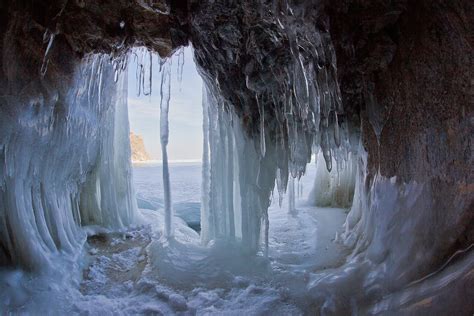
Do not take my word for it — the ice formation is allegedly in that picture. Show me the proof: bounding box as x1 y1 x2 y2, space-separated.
194 1 357 253
288 177 296 213
0 54 137 269
0 0 358 270
1 0 472 314
133 48 153 96
308 151 356 208
200 86 211 244
159 62 173 238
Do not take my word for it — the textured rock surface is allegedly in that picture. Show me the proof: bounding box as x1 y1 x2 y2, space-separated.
327 0 473 270
130 132 151 162
323 2 473 313
4 0 188 57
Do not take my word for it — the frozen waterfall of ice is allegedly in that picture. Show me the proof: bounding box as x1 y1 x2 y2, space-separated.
0 54 137 270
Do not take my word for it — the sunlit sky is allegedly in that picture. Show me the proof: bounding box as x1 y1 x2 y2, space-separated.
127 46 203 161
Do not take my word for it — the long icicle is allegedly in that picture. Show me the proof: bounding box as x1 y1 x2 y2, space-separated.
160 62 173 238
288 176 296 213
201 86 211 244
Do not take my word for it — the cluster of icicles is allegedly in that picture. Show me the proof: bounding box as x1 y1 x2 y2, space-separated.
36 19 355 257
194 4 357 252
120 30 355 255
37 14 353 257
44 41 182 244
122 47 185 239
0 50 138 269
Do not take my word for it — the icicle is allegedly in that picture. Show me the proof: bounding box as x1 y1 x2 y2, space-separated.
276 168 285 207
276 18 285 30
176 47 185 89
334 111 341 147
135 50 143 96
160 62 173 238
263 210 269 257
288 176 296 213
87 57 98 105
293 53 310 116
142 51 153 96
201 86 211 245
257 94 266 157
97 58 104 108
321 129 333 172
225 112 235 239
297 179 303 198
41 30 55 77
133 48 153 96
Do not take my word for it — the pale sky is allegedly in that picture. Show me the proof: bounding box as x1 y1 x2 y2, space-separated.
127 46 203 161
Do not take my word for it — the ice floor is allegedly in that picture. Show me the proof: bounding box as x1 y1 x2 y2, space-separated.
75 209 348 314
0 162 350 314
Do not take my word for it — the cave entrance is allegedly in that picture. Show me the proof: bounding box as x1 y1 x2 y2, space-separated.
127 46 204 233
124 44 356 273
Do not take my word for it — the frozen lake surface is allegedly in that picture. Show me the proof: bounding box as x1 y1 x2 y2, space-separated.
133 162 202 231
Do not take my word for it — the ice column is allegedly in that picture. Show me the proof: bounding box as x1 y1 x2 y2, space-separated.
206 89 237 241
160 62 173 238
288 177 296 213
201 86 211 244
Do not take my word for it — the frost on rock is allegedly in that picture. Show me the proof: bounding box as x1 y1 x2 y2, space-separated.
0 54 137 269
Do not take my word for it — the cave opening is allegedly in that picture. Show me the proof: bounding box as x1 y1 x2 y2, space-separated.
127 46 204 233
111 42 359 295
125 44 355 263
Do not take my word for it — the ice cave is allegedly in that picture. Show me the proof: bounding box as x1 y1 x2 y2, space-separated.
0 0 473 315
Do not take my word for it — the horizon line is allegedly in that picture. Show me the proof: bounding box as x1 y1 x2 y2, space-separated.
132 159 202 165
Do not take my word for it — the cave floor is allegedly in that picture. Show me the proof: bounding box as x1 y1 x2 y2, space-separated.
75 204 349 314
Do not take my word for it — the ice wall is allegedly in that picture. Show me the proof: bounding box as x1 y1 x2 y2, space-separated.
0 52 137 269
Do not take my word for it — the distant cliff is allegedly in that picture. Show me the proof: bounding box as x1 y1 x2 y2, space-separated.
130 132 151 162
